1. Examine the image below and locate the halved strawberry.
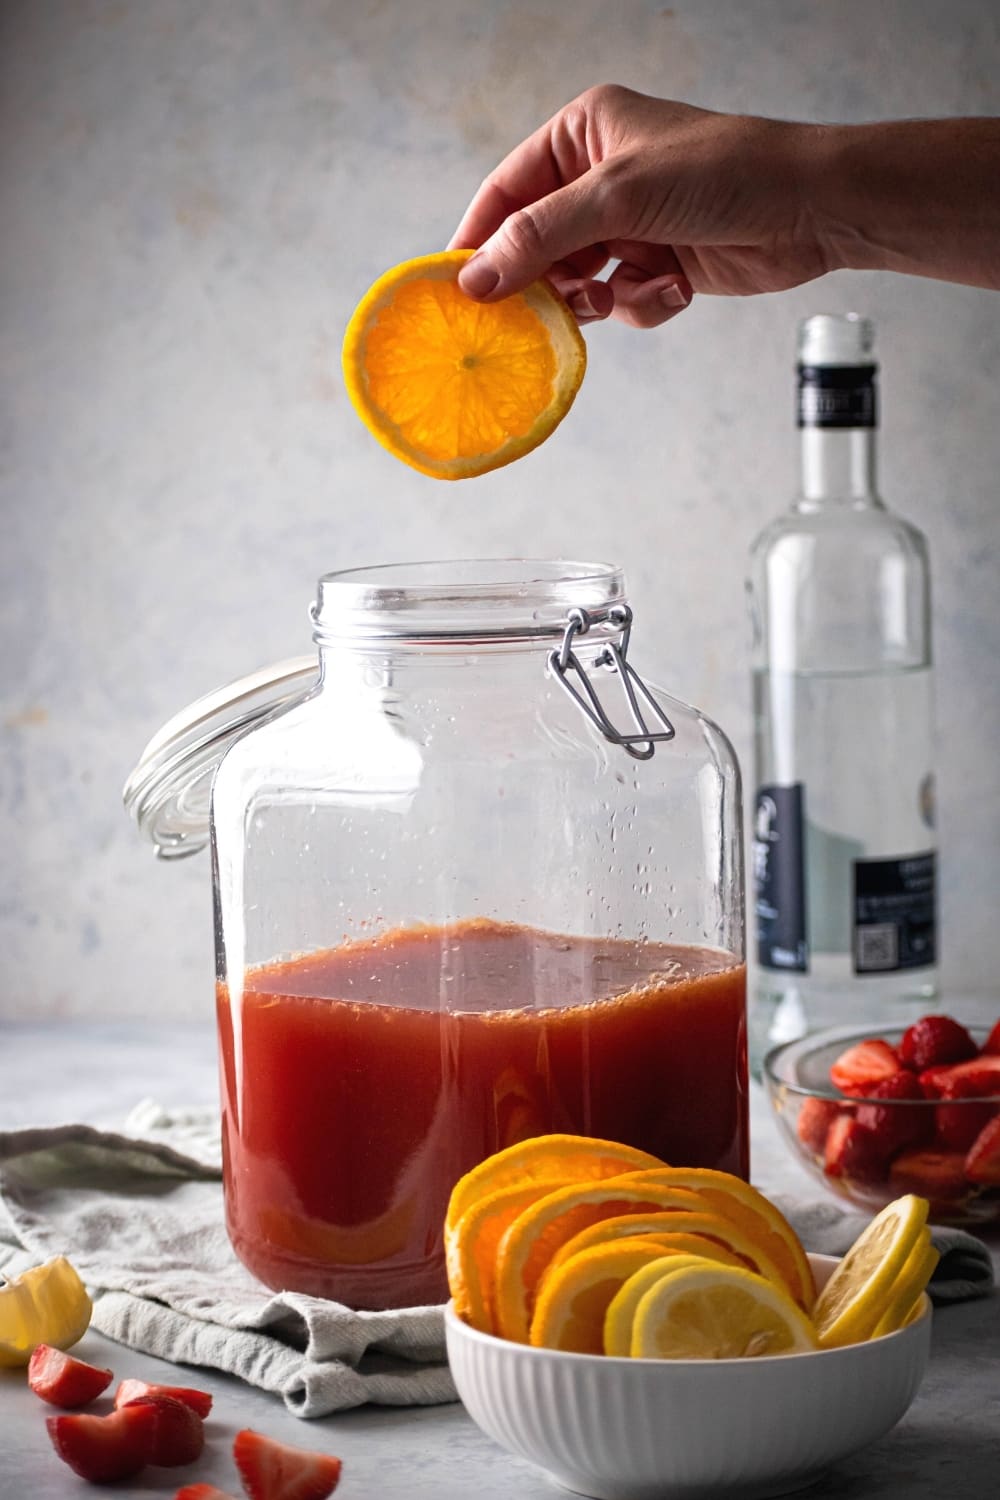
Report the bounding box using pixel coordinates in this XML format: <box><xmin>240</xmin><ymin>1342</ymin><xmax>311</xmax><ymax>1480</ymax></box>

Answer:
<box><xmin>982</xmin><ymin>1018</ymin><xmax>1000</xmax><ymax>1056</ymax></box>
<box><xmin>46</xmin><ymin>1403</ymin><xmax>156</xmax><ymax>1483</ymax></box>
<box><xmin>823</xmin><ymin>1115</ymin><xmax>887</xmax><ymax>1182</ymax></box>
<box><xmin>829</xmin><ymin>1038</ymin><xmax>900</xmax><ymax>1096</ymax></box>
<box><xmin>964</xmin><ymin>1112</ymin><xmax>1000</xmax><ymax>1185</ymax></box>
<box><xmin>921</xmin><ymin>1054</ymin><xmax>1000</xmax><ymax>1100</ymax></box>
<box><xmin>888</xmin><ymin>1146</ymin><xmax>968</xmax><ymax>1203</ymax></box>
<box><xmin>115</xmin><ymin>1376</ymin><xmax>213</xmax><ymax>1419</ymax></box>
<box><xmin>855</xmin><ymin>1070</ymin><xmax>932</xmax><ymax>1155</ymax></box>
<box><xmin>174</xmin><ymin>1487</ymin><xmax>238</xmax><ymax>1500</ymax></box>
<box><xmin>122</xmin><ymin>1393</ymin><xmax>205</xmax><ymax>1467</ymax></box>
<box><xmin>796</xmin><ymin>1096</ymin><xmax>841</xmax><ymax>1154</ymax></box>
<box><xmin>899</xmin><ymin>1014</ymin><xmax>977</xmax><ymax>1071</ymax></box>
<box><xmin>28</xmin><ymin>1345</ymin><xmax>113</xmax><ymax>1409</ymax></box>
<box><xmin>234</xmin><ymin>1428</ymin><xmax>342</xmax><ymax>1500</ymax></box>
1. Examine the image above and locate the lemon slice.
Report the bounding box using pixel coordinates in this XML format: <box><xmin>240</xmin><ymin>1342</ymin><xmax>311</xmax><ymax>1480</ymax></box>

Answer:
<box><xmin>604</xmin><ymin>1253</ymin><xmax>725</xmax><ymax>1357</ymax></box>
<box><xmin>813</xmin><ymin>1194</ymin><xmax>929</xmax><ymax>1349</ymax></box>
<box><xmin>342</xmin><ymin>251</ymin><xmax>587</xmax><ymax>480</ymax></box>
<box><xmin>630</xmin><ymin>1261</ymin><xmax>819</xmax><ymax>1360</ymax></box>
<box><xmin>0</xmin><ymin>1257</ymin><xmax>92</xmax><ymax>1368</ymax></box>
<box><xmin>870</xmin><ymin>1236</ymin><xmax>938</xmax><ymax>1339</ymax></box>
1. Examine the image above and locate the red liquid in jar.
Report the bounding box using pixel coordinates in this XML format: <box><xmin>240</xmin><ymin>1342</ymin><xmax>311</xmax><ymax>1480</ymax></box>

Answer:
<box><xmin>217</xmin><ymin>920</ymin><xmax>747</xmax><ymax>1308</ymax></box>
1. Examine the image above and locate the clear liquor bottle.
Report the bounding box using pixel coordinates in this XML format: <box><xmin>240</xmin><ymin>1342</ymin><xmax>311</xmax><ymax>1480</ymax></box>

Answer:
<box><xmin>748</xmin><ymin>314</ymin><xmax>937</xmax><ymax>1065</ymax></box>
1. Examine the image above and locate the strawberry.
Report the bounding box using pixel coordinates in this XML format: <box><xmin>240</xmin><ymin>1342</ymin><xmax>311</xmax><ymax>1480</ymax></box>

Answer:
<box><xmin>964</xmin><ymin>1112</ymin><xmax>1000</xmax><ymax>1185</ymax></box>
<box><xmin>796</xmin><ymin>1096</ymin><xmax>841</xmax><ymax>1153</ymax></box>
<box><xmin>829</xmin><ymin>1038</ymin><xmax>900</xmax><ymax>1096</ymax></box>
<box><xmin>115</xmin><ymin>1376</ymin><xmax>213</xmax><ymax>1418</ymax></box>
<box><xmin>823</xmin><ymin>1115</ymin><xmax>887</xmax><ymax>1182</ymax></box>
<box><xmin>28</xmin><ymin>1345</ymin><xmax>113</xmax><ymax>1408</ymax></box>
<box><xmin>982</xmin><ymin>1018</ymin><xmax>1000</xmax><ymax>1056</ymax></box>
<box><xmin>46</xmin><ymin>1403</ymin><xmax>156</xmax><ymax>1483</ymax></box>
<box><xmin>122</xmin><ymin>1393</ymin><xmax>205</xmax><ymax>1467</ymax></box>
<box><xmin>899</xmin><ymin>1014</ymin><xmax>977</xmax><ymax>1071</ymax></box>
<box><xmin>935</xmin><ymin>1100</ymin><xmax>997</xmax><ymax>1152</ymax></box>
<box><xmin>888</xmin><ymin>1146</ymin><xmax>968</xmax><ymax>1204</ymax></box>
<box><xmin>855</xmin><ymin>1070</ymin><xmax>932</xmax><ymax>1155</ymax></box>
<box><xmin>234</xmin><ymin>1428</ymin><xmax>342</xmax><ymax>1500</ymax></box>
<box><xmin>174</xmin><ymin>1487</ymin><xmax>238</xmax><ymax>1500</ymax></box>
<box><xmin>921</xmin><ymin>1054</ymin><xmax>1000</xmax><ymax>1100</ymax></box>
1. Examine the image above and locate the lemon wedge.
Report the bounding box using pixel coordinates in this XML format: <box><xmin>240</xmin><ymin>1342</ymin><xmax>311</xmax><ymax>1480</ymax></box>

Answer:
<box><xmin>812</xmin><ymin>1194</ymin><xmax>929</xmax><ymax>1349</ymax></box>
<box><xmin>0</xmin><ymin>1256</ymin><xmax>92</xmax><ymax>1367</ymax></box>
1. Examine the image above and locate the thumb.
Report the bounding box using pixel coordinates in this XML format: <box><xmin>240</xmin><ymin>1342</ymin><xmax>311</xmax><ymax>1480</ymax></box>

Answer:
<box><xmin>458</xmin><ymin>168</ymin><xmax>628</xmax><ymax>301</ymax></box>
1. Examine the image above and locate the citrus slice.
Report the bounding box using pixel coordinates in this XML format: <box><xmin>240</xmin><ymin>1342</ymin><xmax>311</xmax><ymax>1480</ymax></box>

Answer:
<box><xmin>494</xmin><ymin>1180</ymin><xmax>702</xmax><ymax>1342</ymax></box>
<box><xmin>604</xmin><ymin>1253</ymin><xmax>729</xmax><ymax>1357</ymax></box>
<box><xmin>613</xmin><ymin>1168</ymin><xmax>816</xmax><ymax>1309</ymax></box>
<box><xmin>870</xmin><ymin>1235</ymin><xmax>938</xmax><ymax>1339</ymax></box>
<box><xmin>341</xmin><ymin>250</ymin><xmax>587</xmax><ymax>479</ymax></box>
<box><xmin>444</xmin><ymin>1134</ymin><xmax>665</xmax><ymax>1241</ymax></box>
<box><xmin>812</xmin><ymin>1194</ymin><xmax>930</xmax><ymax>1349</ymax></box>
<box><xmin>545</xmin><ymin>1210</ymin><xmax>789</xmax><ymax>1289</ymax></box>
<box><xmin>629</xmin><ymin>1261</ymin><xmax>819</xmax><ymax>1360</ymax></box>
<box><xmin>530</xmin><ymin>1238</ymin><xmax>684</xmax><ymax>1353</ymax></box>
<box><xmin>446</xmin><ymin>1178</ymin><xmax>565</xmax><ymax>1334</ymax></box>
<box><xmin>0</xmin><ymin>1257</ymin><xmax>92</xmax><ymax>1368</ymax></box>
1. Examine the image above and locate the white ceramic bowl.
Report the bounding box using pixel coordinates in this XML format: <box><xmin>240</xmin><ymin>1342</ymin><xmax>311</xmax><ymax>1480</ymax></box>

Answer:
<box><xmin>445</xmin><ymin>1254</ymin><xmax>931</xmax><ymax>1500</ymax></box>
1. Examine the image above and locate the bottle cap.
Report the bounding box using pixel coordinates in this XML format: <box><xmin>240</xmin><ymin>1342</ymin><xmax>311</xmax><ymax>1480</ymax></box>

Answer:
<box><xmin>798</xmin><ymin>313</ymin><xmax>875</xmax><ymax>367</ymax></box>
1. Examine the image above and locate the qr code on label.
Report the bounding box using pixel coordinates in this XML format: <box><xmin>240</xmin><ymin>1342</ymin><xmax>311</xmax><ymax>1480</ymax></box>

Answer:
<box><xmin>855</xmin><ymin>923</ymin><xmax>899</xmax><ymax>972</ymax></box>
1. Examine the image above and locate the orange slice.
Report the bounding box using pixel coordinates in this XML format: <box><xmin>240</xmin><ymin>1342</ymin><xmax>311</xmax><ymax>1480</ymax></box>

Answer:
<box><xmin>446</xmin><ymin>1178</ymin><xmax>566</xmax><ymax>1334</ymax></box>
<box><xmin>604</xmin><ymin>1253</ymin><xmax>726</xmax><ymax>1357</ymax></box>
<box><xmin>494</xmin><ymin>1180</ymin><xmax>703</xmax><ymax>1342</ymax></box>
<box><xmin>612</xmin><ymin>1169</ymin><xmax>816</xmax><ymax>1310</ymax></box>
<box><xmin>530</xmin><ymin>1239</ymin><xmax>687</xmax><ymax>1353</ymax></box>
<box><xmin>444</xmin><ymin>1134</ymin><xmax>666</xmax><ymax>1242</ymax></box>
<box><xmin>341</xmin><ymin>250</ymin><xmax>587</xmax><ymax>479</ymax></box>
<box><xmin>545</xmin><ymin>1210</ymin><xmax>790</xmax><ymax>1289</ymax></box>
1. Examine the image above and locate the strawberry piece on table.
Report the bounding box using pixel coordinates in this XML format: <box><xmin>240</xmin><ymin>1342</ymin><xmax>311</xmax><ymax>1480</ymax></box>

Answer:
<box><xmin>234</xmin><ymin>1428</ymin><xmax>343</xmax><ymax>1500</ymax></box>
<box><xmin>174</xmin><ymin>1487</ymin><xmax>238</xmax><ymax>1500</ymax></box>
<box><xmin>829</xmin><ymin>1038</ymin><xmax>901</xmax><ymax>1096</ymax></box>
<box><xmin>46</xmin><ymin>1403</ymin><xmax>156</xmax><ymax>1483</ymax></box>
<box><xmin>823</xmin><ymin>1115</ymin><xmax>888</xmax><ymax>1182</ymax></box>
<box><xmin>797</xmin><ymin>1096</ymin><xmax>841</xmax><ymax>1153</ymax></box>
<box><xmin>982</xmin><ymin>1018</ymin><xmax>1000</xmax><ymax>1056</ymax></box>
<box><xmin>965</xmin><ymin>1113</ymin><xmax>1000</xmax><ymax>1185</ymax></box>
<box><xmin>856</xmin><ymin>1069</ymin><xmax>932</xmax><ymax>1154</ymax></box>
<box><xmin>888</xmin><ymin>1146</ymin><xmax>968</xmax><ymax>1203</ymax></box>
<box><xmin>899</xmin><ymin>1014</ymin><xmax>977</xmax><ymax>1071</ymax></box>
<box><xmin>122</xmin><ymin>1393</ymin><xmax>205</xmax><ymax>1467</ymax></box>
<box><xmin>115</xmin><ymin>1376</ymin><xmax>213</xmax><ymax>1418</ymax></box>
<box><xmin>28</xmin><ymin>1344</ymin><xmax>113</xmax><ymax>1408</ymax></box>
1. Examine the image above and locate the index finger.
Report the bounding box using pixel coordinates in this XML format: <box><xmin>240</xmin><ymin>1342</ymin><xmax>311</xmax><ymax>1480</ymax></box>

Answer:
<box><xmin>447</xmin><ymin>106</ymin><xmax>590</xmax><ymax>250</ymax></box>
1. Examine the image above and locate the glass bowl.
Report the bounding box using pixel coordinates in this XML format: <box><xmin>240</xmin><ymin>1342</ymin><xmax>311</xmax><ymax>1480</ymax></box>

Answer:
<box><xmin>764</xmin><ymin>1025</ymin><xmax>1000</xmax><ymax>1224</ymax></box>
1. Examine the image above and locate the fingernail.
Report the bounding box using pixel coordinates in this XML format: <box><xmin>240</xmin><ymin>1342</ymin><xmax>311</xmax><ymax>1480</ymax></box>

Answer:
<box><xmin>569</xmin><ymin>288</ymin><xmax>600</xmax><ymax>319</ymax></box>
<box><xmin>459</xmin><ymin>254</ymin><xmax>500</xmax><ymax>298</ymax></box>
<box><xmin>659</xmin><ymin>282</ymin><xmax>690</xmax><ymax>310</ymax></box>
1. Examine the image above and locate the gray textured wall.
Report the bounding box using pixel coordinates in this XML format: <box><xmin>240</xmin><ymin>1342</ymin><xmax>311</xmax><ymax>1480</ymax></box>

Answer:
<box><xmin>2</xmin><ymin>0</ymin><xmax>998</xmax><ymax>1019</ymax></box>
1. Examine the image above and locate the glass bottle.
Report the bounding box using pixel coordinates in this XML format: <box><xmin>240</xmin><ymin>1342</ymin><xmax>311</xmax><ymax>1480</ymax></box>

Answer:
<box><xmin>748</xmin><ymin>315</ymin><xmax>937</xmax><ymax>1067</ymax></box>
<box><xmin>126</xmin><ymin>560</ymin><xmax>747</xmax><ymax>1310</ymax></box>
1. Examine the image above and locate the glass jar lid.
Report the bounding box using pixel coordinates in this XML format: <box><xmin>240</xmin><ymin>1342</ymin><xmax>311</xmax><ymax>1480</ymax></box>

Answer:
<box><xmin>123</xmin><ymin>656</ymin><xmax>317</xmax><ymax>859</ymax></box>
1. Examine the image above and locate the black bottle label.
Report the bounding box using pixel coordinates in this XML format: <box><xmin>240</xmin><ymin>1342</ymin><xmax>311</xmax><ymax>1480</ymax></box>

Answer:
<box><xmin>754</xmin><ymin>784</ymin><xmax>808</xmax><ymax>972</ymax></box>
<box><xmin>853</xmin><ymin>852</ymin><xmax>937</xmax><ymax>973</ymax></box>
<box><xmin>798</xmin><ymin>364</ymin><xmax>877</xmax><ymax>429</ymax></box>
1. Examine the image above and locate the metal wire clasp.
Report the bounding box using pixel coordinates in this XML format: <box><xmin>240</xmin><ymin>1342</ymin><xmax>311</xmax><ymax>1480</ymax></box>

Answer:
<box><xmin>548</xmin><ymin>605</ymin><xmax>676</xmax><ymax>761</ymax></box>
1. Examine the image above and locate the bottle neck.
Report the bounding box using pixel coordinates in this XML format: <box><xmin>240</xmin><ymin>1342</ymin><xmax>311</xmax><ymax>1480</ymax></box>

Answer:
<box><xmin>798</xmin><ymin>426</ymin><xmax>880</xmax><ymax>507</ymax></box>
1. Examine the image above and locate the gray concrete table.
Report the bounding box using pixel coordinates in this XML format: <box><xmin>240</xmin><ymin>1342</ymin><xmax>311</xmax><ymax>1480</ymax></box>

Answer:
<box><xmin>1</xmin><ymin>1020</ymin><xmax>997</xmax><ymax>1499</ymax></box>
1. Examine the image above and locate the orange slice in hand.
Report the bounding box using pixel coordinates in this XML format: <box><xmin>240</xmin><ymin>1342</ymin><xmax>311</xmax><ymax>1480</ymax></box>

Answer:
<box><xmin>341</xmin><ymin>250</ymin><xmax>587</xmax><ymax>479</ymax></box>
<box><xmin>494</xmin><ymin>1180</ymin><xmax>703</xmax><ymax>1343</ymax></box>
<box><xmin>612</xmin><ymin>1169</ymin><xmax>817</xmax><ymax>1310</ymax></box>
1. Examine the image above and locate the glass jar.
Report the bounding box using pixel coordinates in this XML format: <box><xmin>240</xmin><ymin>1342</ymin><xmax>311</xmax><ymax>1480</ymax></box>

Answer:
<box><xmin>126</xmin><ymin>559</ymin><xmax>747</xmax><ymax>1309</ymax></box>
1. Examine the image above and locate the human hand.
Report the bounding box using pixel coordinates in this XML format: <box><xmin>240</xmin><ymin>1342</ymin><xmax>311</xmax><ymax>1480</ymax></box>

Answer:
<box><xmin>449</xmin><ymin>85</ymin><xmax>832</xmax><ymax>328</ymax></box>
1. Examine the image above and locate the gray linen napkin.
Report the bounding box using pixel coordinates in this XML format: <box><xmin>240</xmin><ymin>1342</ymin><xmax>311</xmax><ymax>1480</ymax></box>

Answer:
<box><xmin>0</xmin><ymin>1102</ymin><xmax>456</xmax><ymax>1418</ymax></box>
